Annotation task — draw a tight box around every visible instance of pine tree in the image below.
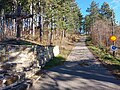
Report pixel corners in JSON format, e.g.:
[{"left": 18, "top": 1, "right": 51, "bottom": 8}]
[
  {"left": 83, "top": 15, "right": 91, "bottom": 35},
  {"left": 100, "top": 2, "right": 113, "bottom": 20},
  {"left": 0, "top": 0, "right": 83, "bottom": 45}
]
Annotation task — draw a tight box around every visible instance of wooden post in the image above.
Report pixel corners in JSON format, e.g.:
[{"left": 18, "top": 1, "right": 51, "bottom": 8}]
[{"left": 111, "top": 10, "right": 115, "bottom": 57}]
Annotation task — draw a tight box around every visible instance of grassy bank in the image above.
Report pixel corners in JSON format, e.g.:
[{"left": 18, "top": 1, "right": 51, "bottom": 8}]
[
  {"left": 43, "top": 33, "right": 81, "bottom": 69},
  {"left": 86, "top": 36, "right": 120, "bottom": 79},
  {"left": 43, "top": 55, "right": 66, "bottom": 69},
  {"left": 43, "top": 42, "right": 74, "bottom": 69}
]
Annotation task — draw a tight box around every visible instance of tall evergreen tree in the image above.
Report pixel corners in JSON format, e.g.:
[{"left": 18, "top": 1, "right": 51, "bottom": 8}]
[
  {"left": 100, "top": 2, "right": 113, "bottom": 20},
  {"left": 83, "top": 15, "right": 91, "bottom": 34},
  {"left": 0, "top": 0, "right": 83, "bottom": 44},
  {"left": 86, "top": 1, "right": 99, "bottom": 20}
]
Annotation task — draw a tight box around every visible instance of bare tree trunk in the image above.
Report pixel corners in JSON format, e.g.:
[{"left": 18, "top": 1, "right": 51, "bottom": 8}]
[
  {"left": 28, "top": 19, "right": 30, "bottom": 34},
  {"left": 16, "top": 22, "right": 20, "bottom": 38},
  {"left": 31, "top": 2, "right": 35, "bottom": 41},
  {"left": 2, "top": 10, "right": 5, "bottom": 40},
  {"left": 4, "top": 18, "right": 6, "bottom": 39},
  {"left": 50, "top": 19, "right": 53, "bottom": 45},
  {"left": 39, "top": 16, "right": 42, "bottom": 42},
  {"left": 38, "top": 1, "right": 43, "bottom": 42}
]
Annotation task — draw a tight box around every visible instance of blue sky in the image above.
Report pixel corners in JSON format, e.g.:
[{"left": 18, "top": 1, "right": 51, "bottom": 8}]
[{"left": 75, "top": 0, "right": 120, "bottom": 23}]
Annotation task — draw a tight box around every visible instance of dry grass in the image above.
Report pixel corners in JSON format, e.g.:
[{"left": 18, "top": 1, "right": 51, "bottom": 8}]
[
  {"left": 43, "top": 33, "right": 81, "bottom": 69},
  {"left": 86, "top": 36, "right": 120, "bottom": 79}
]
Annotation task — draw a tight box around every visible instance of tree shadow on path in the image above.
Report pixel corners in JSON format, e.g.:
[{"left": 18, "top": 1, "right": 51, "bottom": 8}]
[{"left": 38, "top": 59, "right": 120, "bottom": 90}]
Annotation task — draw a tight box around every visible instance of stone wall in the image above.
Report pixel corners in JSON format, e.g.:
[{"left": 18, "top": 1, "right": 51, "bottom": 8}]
[
  {"left": 35, "top": 45, "right": 54, "bottom": 68},
  {"left": 0, "top": 45, "right": 56, "bottom": 89},
  {"left": 0, "top": 45, "right": 54, "bottom": 70}
]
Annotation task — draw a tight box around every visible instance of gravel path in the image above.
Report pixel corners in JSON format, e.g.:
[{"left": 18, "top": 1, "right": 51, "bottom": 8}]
[{"left": 30, "top": 36, "right": 120, "bottom": 90}]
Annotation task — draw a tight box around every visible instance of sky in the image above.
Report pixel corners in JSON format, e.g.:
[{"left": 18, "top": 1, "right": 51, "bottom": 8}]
[{"left": 75, "top": 0, "right": 120, "bottom": 23}]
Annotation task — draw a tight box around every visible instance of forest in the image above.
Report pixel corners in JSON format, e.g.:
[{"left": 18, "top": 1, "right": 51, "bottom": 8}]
[
  {"left": 83, "top": 1, "right": 120, "bottom": 57},
  {"left": 0, "top": 0, "right": 120, "bottom": 89},
  {"left": 0, "top": 1, "right": 83, "bottom": 88},
  {"left": 0, "top": 0, "right": 120, "bottom": 59},
  {"left": 0, "top": 0, "right": 82, "bottom": 45}
]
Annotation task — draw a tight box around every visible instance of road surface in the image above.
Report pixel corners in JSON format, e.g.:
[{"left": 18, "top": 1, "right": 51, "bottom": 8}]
[{"left": 30, "top": 36, "right": 120, "bottom": 90}]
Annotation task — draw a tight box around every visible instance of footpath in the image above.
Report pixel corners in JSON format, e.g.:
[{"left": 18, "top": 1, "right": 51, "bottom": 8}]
[{"left": 31, "top": 36, "right": 120, "bottom": 90}]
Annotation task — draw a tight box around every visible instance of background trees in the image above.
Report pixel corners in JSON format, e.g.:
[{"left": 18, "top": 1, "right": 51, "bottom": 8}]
[
  {"left": 100, "top": 2, "right": 113, "bottom": 20},
  {"left": 84, "top": 1, "right": 120, "bottom": 56},
  {"left": 0, "top": 0, "right": 83, "bottom": 45}
]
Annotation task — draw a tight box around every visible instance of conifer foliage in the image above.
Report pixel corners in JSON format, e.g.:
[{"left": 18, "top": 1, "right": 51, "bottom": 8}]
[
  {"left": 0, "top": 0, "right": 83, "bottom": 44},
  {"left": 84, "top": 1, "right": 120, "bottom": 55}
]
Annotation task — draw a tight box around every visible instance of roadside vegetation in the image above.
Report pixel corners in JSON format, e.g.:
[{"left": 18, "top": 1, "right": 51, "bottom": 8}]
[
  {"left": 83, "top": 1, "right": 120, "bottom": 79},
  {"left": 83, "top": 1, "right": 120, "bottom": 57},
  {"left": 86, "top": 36, "right": 120, "bottom": 79},
  {"left": 43, "top": 32, "right": 81, "bottom": 69},
  {"left": 0, "top": 0, "right": 83, "bottom": 67},
  {"left": 0, "top": 0, "right": 82, "bottom": 46},
  {"left": 43, "top": 55, "right": 65, "bottom": 69}
]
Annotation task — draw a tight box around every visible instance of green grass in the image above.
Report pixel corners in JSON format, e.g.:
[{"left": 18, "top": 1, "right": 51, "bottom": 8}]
[
  {"left": 88, "top": 45, "right": 120, "bottom": 65},
  {"left": 42, "top": 35, "right": 77, "bottom": 70},
  {"left": 86, "top": 36, "right": 120, "bottom": 79},
  {"left": 86, "top": 36, "right": 120, "bottom": 63},
  {"left": 43, "top": 55, "right": 66, "bottom": 69}
]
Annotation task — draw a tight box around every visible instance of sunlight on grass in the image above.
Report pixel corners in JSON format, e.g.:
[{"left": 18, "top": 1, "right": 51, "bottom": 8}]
[
  {"left": 86, "top": 36, "right": 120, "bottom": 79},
  {"left": 43, "top": 55, "right": 66, "bottom": 69}
]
